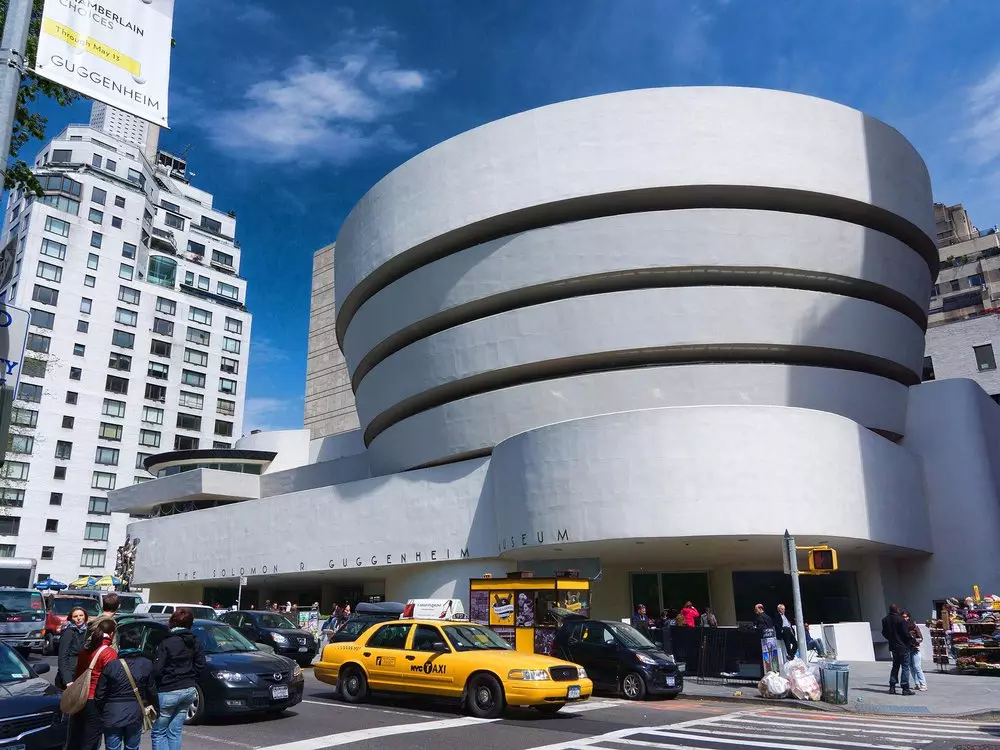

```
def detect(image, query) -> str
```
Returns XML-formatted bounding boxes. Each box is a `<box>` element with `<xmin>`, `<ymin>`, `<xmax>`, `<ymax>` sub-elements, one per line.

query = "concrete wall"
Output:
<box><xmin>925</xmin><ymin>315</ymin><xmax>1000</xmax><ymax>396</ymax></box>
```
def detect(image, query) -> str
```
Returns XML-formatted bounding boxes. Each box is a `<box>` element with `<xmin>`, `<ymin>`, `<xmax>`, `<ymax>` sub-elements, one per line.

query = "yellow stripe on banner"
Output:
<box><xmin>42</xmin><ymin>18</ymin><xmax>141</xmax><ymax>77</ymax></box>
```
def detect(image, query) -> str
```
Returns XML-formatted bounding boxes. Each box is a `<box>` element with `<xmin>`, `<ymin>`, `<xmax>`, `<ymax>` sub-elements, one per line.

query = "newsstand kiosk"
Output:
<box><xmin>470</xmin><ymin>571</ymin><xmax>591</xmax><ymax>655</ymax></box>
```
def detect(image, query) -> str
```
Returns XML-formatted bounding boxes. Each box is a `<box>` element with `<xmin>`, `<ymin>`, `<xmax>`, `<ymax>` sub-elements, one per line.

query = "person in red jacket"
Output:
<box><xmin>679</xmin><ymin>601</ymin><xmax>699</xmax><ymax>628</ymax></box>
<box><xmin>69</xmin><ymin>619</ymin><xmax>117</xmax><ymax>750</ymax></box>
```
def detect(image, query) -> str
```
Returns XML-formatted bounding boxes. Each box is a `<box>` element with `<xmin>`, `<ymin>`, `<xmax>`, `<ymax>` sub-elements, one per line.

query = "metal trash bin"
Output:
<box><xmin>820</xmin><ymin>661</ymin><xmax>850</xmax><ymax>705</ymax></box>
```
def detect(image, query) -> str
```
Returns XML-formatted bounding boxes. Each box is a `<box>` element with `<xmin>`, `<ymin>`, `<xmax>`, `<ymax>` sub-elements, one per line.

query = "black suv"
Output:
<box><xmin>219</xmin><ymin>611</ymin><xmax>316</xmax><ymax>667</ymax></box>
<box><xmin>331</xmin><ymin>602</ymin><xmax>405</xmax><ymax>643</ymax></box>
<box><xmin>552</xmin><ymin>619</ymin><xmax>682</xmax><ymax>700</ymax></box>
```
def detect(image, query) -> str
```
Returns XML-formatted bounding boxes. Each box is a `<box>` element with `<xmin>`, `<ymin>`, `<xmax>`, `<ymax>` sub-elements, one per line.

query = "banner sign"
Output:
<box><xmin>0</xmin><ymin>305</ymin><xmax>30</xmax><ymax>395</ymax></box>
<box><xmin>35</xmin><ymin>0</ymin><xmax>175</xmax><ymax>126</ymax></box>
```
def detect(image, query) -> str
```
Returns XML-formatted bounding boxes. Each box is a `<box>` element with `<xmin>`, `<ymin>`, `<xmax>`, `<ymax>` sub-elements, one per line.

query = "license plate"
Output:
<box><xmin>3</xmin><ymin>744</ymin><xmax>25</xmax><ymax>750</ymax></box>
<box><xmin>271</xmin><ymin>685</ymin><xmax>289</xmax><ymax>700</ymax></box>
<box><xmin>298</xmin><ymin>646</ymin><xmax>308</xmax><ymax>652</ymax></box>
<box><xmin>665</xmin><ymin>676</ymin><xmax>675</xmax><ymax>687</ymax></box>
<box><xmin>567</xmin><ymin>685</ymin><xmax>581</xmax><ymax>700</ymax></box>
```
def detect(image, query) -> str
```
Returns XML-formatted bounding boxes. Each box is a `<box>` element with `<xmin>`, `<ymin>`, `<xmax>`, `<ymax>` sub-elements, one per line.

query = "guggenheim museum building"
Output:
<box><xmin>112</xmin><ymin>87</ymin><xmax>993</xmax><ymax>632</ymax></box>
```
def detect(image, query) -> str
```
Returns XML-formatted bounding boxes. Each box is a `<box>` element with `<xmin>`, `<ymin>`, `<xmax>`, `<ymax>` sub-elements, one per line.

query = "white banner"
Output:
<box><xmin>0</xmin><ymin>304</ymin><xmax>31</xmax><ymax>395</ymax></box>
<box><xmin>35</xmin><ymin>0</ymin><xmax>174</xmax><ymax>127</ymax></box>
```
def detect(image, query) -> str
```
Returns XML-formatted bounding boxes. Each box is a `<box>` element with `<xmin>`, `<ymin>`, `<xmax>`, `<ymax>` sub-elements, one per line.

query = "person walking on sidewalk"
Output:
<box><xmin>881</xmin><ymin>603</ymin><xmax>914</xmax><ymax>695</ymax></box>
<box><xmin>903</xmin><ymin>610</ymin><xmax>927</xmax><ymax>691</ymax></box>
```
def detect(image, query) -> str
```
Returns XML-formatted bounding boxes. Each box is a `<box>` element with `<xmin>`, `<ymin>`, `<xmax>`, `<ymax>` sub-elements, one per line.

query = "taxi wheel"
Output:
<box><xmin>467</xmin><ymin>673</ymin><xmax>505</xmax><ymax>719</ymax></box>
<box><xmin>339</xmin><ymin>666</ymin><xmax>369</xmax><ymax>704</ymax></box>
<box><xmin>621</xmin><ymin>672</ymin><xmax>647</xmax><ymax>700</ymax></box>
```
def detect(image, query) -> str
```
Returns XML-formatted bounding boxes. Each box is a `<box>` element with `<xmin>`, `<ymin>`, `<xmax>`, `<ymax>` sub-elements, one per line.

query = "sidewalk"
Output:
<box><xmin>682</xmin><ymin>661</ymin><xmax>1000</xmax><ymax>718</ymax></box>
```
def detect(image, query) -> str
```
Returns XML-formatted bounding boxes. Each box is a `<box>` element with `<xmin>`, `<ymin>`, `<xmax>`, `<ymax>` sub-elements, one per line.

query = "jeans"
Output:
<box><xmin>151</xmin><ymin>687</ymin><xmax>198</xmax><ymax>750</ymax></box>
<box><xmin>105</xmin><ymin>723</ymin><xmax>142</xmax><ymax>750</ymax></box>
<box><xmin>910</xmin><ymin>648</ymin><xmax>926</xmax><ymax>688</ymax></box>
<box><xmin>806</xmin><ymin>637</ymin><xmax>826</xmax><ymax>657</ymax></box>
<box><xmin>889</xmin><ymin>647</ymin><xmax>912</xmax><ymax>688</ymax></box>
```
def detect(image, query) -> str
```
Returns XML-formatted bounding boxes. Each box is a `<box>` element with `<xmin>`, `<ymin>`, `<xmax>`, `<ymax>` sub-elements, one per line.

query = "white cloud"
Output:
<box><xmin>962</xmin><ymin>62</ymin><xmax>1000</xmax><ymax>166</ymax></box>
<box><xmin>203</xmin><ymin>35</ymin><xmax>430</xmax><ymax>165</ymax></box>
<box><xmin>237</xmin><ymin>4</ymin><xmax>277</xmax><ymax>25</ymax></box>
<box><xmin>250</xmin><ymin>337</ymin><xmax>290</xmax><ymax>366</ymax></box>
<box><xmin>243</xmin><ymin>396</ymin><xmax>302</xmax><ymax>434</ymax></box>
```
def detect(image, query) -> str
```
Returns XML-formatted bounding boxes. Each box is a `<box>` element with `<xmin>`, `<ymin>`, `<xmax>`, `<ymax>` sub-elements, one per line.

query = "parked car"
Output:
<box><xmin>117</xmin><ymin>618</ymin><xmax>304</xmax><ymax>723</ymax></box>
<box><xmin>551</xmin><ymin>619</ymin><xmax>683</xmax><ymax>700</ymax></box>
<box><xmin>134</xmin><ymin>603</ymin><xmax>218</xmax><ymax>620</ymax></box>
<box><xmin>0</xmin><ymin>641</ymin><xmax>65</xmax><ymax>748</ymax></box>
<box><xmin>218</xmin><ymin>611</ymin><xmax>316</xmax><ymax>667</ymax></box>
<box><xmin>332</xmin><ymin>602</ymin><xmax>405</xmax><ymax>643</ymax></box>
<box><xmin>0</xmin><ymin>589</ymin><xmax>46</xmax><ymax>657</ymax></box>
<box><xmin>42</xmin><ymin>595</ymin><xmax>101</xmax><ymax>655</ymax></box>
<box><xmin>69</xmin><ymin>590</ymin><xmax>144</xmax><ymax>614</ymax></box>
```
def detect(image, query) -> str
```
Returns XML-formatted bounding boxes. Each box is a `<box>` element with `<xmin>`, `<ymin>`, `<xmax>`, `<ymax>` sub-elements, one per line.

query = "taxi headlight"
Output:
<box><xmin>577</xmin><ymin>666</ymin><xmax>587</xmax><ymax>679</ymax></box>
<box><xmin>508</xmin><ymin>669</ymin><xmax>550</xmax><ymax>681</ymax></box>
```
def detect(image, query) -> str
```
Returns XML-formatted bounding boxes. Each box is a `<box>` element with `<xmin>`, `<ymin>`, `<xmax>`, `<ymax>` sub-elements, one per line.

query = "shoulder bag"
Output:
<box><xmin>59</xmin><ymin>645</ymin><xmax>107</xmax><ymax>715</ymax></box>
<box><xmin>120</xmin><ymin>659</ymin><xmax>157</xmax><ymax>732</ymax></box>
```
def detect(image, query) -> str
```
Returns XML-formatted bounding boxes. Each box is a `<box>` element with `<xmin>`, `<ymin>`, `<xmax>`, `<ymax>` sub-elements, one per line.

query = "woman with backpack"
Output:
<box><xmin>68</xmin><ymin>618</ymin><xmax>117</xmax><ymax>750</ymax></box>
<box><xmin>95</xmin><ymin>648</ymin><xmax>154</xmax><ymax>750</ymax></box>
<box><xmin>151</xmin><ymin>608</ymin><xmax>205</xmax><ymax>750</ymax></box>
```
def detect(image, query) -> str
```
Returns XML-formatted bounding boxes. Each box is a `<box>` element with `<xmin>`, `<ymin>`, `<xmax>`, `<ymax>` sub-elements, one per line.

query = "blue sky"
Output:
<box><xmin>23</xmin><ymin>0</ymin><xmax>1000</xmax><ymax>431</ymax></box>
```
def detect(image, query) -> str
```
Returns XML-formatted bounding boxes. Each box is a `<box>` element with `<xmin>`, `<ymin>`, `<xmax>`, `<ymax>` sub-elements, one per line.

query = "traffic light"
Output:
<box><xmin>808</xmin><ymin>548</ymin><xmax>838</xmax><ymax>573</ymax></box>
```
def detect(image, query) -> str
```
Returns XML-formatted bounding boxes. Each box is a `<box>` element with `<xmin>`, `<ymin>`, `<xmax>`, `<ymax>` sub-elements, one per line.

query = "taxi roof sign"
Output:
<box><xmin>402</xmin><ymin>598</ymin><xmax>467</xmax><ymax>621</ymax></box>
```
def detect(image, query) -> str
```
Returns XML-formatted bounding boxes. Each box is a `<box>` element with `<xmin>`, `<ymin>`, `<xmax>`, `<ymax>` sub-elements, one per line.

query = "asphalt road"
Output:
<box><xmin>26</xmin><ymin>653</ymin><xmax>1000</xmax><ymax>750</ymax></box>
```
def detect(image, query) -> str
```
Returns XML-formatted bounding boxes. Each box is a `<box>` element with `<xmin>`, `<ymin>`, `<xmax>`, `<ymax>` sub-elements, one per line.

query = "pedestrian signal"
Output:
<box><xmin>808</xmin><ymin>548</ymin><xmax>838</xmax><ymax>573</ymax></box>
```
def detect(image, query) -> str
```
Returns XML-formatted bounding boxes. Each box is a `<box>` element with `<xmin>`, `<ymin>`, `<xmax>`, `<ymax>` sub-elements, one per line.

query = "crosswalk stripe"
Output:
<box><xmin>720</xmin><ymin>716</ymin><xmax>988</xmax><ymax>738</ymax></box>
<box><xmin>253</xmin><ymin>716</ymin><xmax>499</xmax><ymax>750</ymax></box>
<box><xmin>701</xmin><ymin>724</ymin><xmax>933</xmax><ymax>746</ymax></box>
<box><xmin>758</xmin><ymin>709</ymin><xmax>1000</xmax><ymax>728</ymax></box>
<box><xmin>663</xmin><ymin>726</ymin><xmax>924</xmax><ymax>749</ymax></box>
<box><xmin>643</xmin><ymin>729</ymin><xmax>907</xmax><ymax>750</ymax></box>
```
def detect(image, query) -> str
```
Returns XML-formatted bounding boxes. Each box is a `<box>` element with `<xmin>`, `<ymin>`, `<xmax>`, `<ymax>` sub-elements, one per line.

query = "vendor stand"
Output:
<box><xmin>931</xmin><ymin>587</ymin><xmax>1000</xmax><ymax>675</ymax></box>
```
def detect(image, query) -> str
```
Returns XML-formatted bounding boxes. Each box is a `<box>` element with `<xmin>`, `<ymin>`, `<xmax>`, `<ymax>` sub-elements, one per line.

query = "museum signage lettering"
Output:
<box><xmin>498</xmin><ymin>528</ymin><xmax>569</xmax><ymax>553</ymax></box>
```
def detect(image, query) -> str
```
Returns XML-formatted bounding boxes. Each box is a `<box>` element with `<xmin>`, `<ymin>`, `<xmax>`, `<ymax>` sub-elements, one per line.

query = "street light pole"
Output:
<box><xmin>0</xmin><ymin>0</ymin><xmax>33</xmax><ymax>181</ymax></box>
<box><xmin>785</xmin><ymin>530</ymin><xmax>809</xmax><ymax>660</ymax></box>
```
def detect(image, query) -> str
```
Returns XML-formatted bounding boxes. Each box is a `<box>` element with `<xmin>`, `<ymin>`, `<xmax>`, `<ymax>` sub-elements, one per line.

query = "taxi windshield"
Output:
<box><xmin>442</xmin><ymin>624</ymin><xmax>512</xmax><ymax>651</ymax></box>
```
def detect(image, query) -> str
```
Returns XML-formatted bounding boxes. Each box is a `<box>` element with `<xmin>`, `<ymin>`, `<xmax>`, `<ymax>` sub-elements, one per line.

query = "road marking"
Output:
<box><xmin>759</xmin><ymin>709</ymin><xmax>1000</xmax><ymax>728</ymax></box>
<box><xmin>723</xmin><ymin>715</ymin><xmax>988</xmax><ymax>738</ymax></box>
<box><xmin>184</xmin><ymin>731</ymin><xmax>253</xmax><ymax>747</ymax></box>
<box><xmin>520</xmin><ymin>710</ymin><xmax>743</xmax><ymax>750</ymax></box>
<box><xmin>663</xmin><ymin>726</ymin><xmax>925</xmax><ymax>749</ymax></box>
<box><xmin>301</xmin><ymin>699</ymin><xmax>436</xmax><ymax>719</ymax></box>
<box><xmin>253</xmin><ymin>716</ymin><xmax>499</xmax><ymax>750</ymax></box>
<box><xmin>648</xmin><ymin>729</ymin><xmax>912</xmax><ymax>750</ymax></box>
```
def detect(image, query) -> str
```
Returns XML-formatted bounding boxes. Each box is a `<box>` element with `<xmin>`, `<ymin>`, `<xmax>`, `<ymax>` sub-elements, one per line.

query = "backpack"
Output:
<box><xmin>59</xmin><ymin>645</ymin><xmax>108</xmax><ymax>715</ymax></box>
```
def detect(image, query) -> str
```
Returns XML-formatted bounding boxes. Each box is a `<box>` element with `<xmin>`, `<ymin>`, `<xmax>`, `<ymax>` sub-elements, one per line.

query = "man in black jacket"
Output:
<box><xmin>881</xmin><ymin>603</ymin><xmax>914</xmax><ymax>695</ymax></box>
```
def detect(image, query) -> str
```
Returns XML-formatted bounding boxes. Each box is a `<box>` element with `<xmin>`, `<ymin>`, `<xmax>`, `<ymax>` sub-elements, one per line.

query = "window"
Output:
<box><xmin>26</xmin><ymin>333</ymin><xmax>50</xmax><ymax>353</ymax></box>
<box><xmin>119</xmin><ymin>263</ymin><xmax>133</xmax><ymax>280</ymax></box>
<box><xmin>182</xmin><ymin>370</ymin><xmax>206</xmax><ymax>388</ymax></box>
<box><xmin>89</xmin><ymin>496</ymin><xmax>109</xmax><ymax>514</ymax></box>
<box><xmin>156</xmin><ymin>297</ymin><xmax>176</xmax><ymax>315</ymax></box>
<box><xmin>65</xmin><ymin>391</ymin><xmax>78</xmax><ymax>405</ymax></box>
<box><xmin>217</xmin><ymin>282</ymin><xmax>239</xmax><ymax>300</ymax></box>
<box><xmin>41</xmin><ymin>547</ymin><xmax>54</xmax><ymax>561</ymax></box>
<box><xmin>81</xmin><ymin>549</ymin><xmax>106</xmax><ymax>568</ymax></box>
<box><xmin>32</xmin><ymin>284</ymin><xmax>59</xmax><ymax>306</ymax></box>
<box><xmin>111</xmin><ymin>330</ymin><xmax>134</xmax><ymax>349</ymax></box>
<box><xmin>189</xmin><ymin>307</ymin><xmax>212</xmax><ymax>325</ymax></box>
<box><xmin>95</xmin><ymin>447</ymin><xmax>119</xmax><ymax>466</ymax></box>
<box><xmin>45</xmin><ymin>519</ymin><xmax>58</xmax><ymax>532</ymax></box>
<box><xmin>40</xmin><ymin>238</ymin><xmax>66</xmax><ymax>260</ymax></box>
<box><xmin>99</xmin><ymin>422</ymin><xmax>123</xmax><ymax>442</ymax></box>
<box><xmin>84</xmin><ymin>275</ymin><xmax>96</xmax><ymax>287</ymax></box>
<box><xmin>102</xmin><ymin>399</ymin><xmax>126</xmax><ymax>418</ymax></box>
<box><xmin>91</xmin><ymin>186</ymin><xmax>106</xmax><ymax>205</ymax></box>
<box><xmin>220</xmin><ymin>357</ymin><xmax>239</xmax><ymax>374</ymax></box>
<box><xmin>150</xmin><ymin>339</ymin><xmax>172</xmax><ymax>357</ymax></box>
<box><xmin>212</xmin><ymin>250</ymin><xmax>234</xmax><ymax>267</ymax></box>
<box><xmin>0</xmin><ymin>490</ymin><xmax>24</xmax><ymax>508</ymax></box>
<box><xmin>161</xmin><ymin>200</ymin><xmax>181</xmax><ymax>213</ymax></box>
<box><xmin>184</xmin><ymin>348</ymin><xmax>208</xmax><ymax>367</ymax></box>
<box><xmin>152</xmin><ymin>318</ymin><xmax>174</xmax><ymax>336</ymax></box>
<box><xmin>54</xmin><ymin>440</ymin><xmax>72</xmax><ymax>459</ymax></box>
<box><xmin>80</xmin><ymin>297</ymin><xmax>92</xmax><ymax>314</ymax></box>
<box><xmin>106</xmin><ymin>158</ymin><xmax>116</xmax><ymax>170</ymax></box>
<box><xmin>8</xmin><ymin>435</ymin><xmax>33</xmax><ymax>454</ymax></box>
<box><xmin>198</xmin><ymin>276</ymin><xmax>210</xmax><ymax>291</ymax></box>
<box><xmin>135</xmin><ymin>453</ymin><xmax>151</xmax><ymax>471</ymax></box>
<box><xmin>147</xmin><ymin>361</ymin><xmax>169</xmax><ymax>380</ymax></box>
<box><xmin>105</xmin><ymin>375</ymin><xmax>129</xmax><ymax>394</ymax></box>
<box><xmin>37</xmin><ymin>261</ymin><xmax>62</xmax><ymax>282</ymax></box>
<box><xmin>118</xmin><ymin>286</ymin><xmax>140</xmax><ymax>305</ymax></box>
<box><xmin>21</xmin><ymin>358</ymin><xmax>46</xmax><ymax>378</ymax></box>
<box><xmin>108</xmin><ymin>352</ymin><xmax>132</xmax><ymax>371</ymax></box>
<box><xmin>11</xmin><ymin>408</ymin><xmax>37</xmax><ymax>427</ymax></box>
<box><xmin>222</xmin><ymin>337</ymin><xmax>241</xmax><ymax>354</ymax></box>
<box><xmin>148</xmin><ymin>256</ymin><xmax>177</xmax><ymax>288</ymax></box>
<box><xmin>122</xmin><ymin>241</ymin><xmax>136</xmax><ymax>259</ymax></box>
<box><xmin>62</xmin><ymin>415</ymin><xmax>74</xmax><ymax>429</ymax></box>
<box><xmin>142</xmin><ymin>406</ymin><xmax>163</xmax><ymax>425</ymax></box>
<box><xmin>30</xmin><ymin>308</ymin><xmax>55</xmax><ymax>329</ymax></box>
<box><xmin>90</xmin><ymin>231</ymin><xmax>102</xmax><ymax>249</ymax></box>
<box><xmin>0</xmin><ymin>516</ymin><xmax>21</xmax><ymax>536</ymax></box>
<box><xmin>86</xmin><ymin>253</ymin><xmax>99</xmax><ymax>270</ymax></box>
<box><xmin>69</xmin><ymin>367</ymin><xmax>82</xmax><ymax>381</ymax></box>
<box><xmin>92</xmin><ymin>471</ymin><xmax>116</xmax><ymax>490</ymax></box>
<box><xmin>1</xmin><ymin>462</ymin><xmax>28</xmax><ymax>481</ymax></box>
<box><xmin>38</xmin><ymin>194</ymin><xmax>79</xmax><ymax>215</ymax></box>
<box><xmin>366</xmin><ymin>624</ymin><xmax>411</xmax><ymax>649</ymax></box>
<box><xmin>111</xmin><ymin>216</ymin><xmax>123</xmax><ymax>229</ymax></box>
<box><xmin>38</xmin><ymin>173</ymin><xmax>82</xmax><ymax>195</ymax></box>
<box><xmin>77</xmin><ymin>320</ymin><xmax>89</xmax><ymax>333</ymax></box>
<box><xmin>138</xmin><ymin>429</ymin><xmax>160</xmax><ymax>448</ymax></box>
<box><xmin>17</xmin><ymin>383</ymin><xmax>41</xmax><ymax>403</ymax></box>
<box><xmin>49</xmin><ymin>493</ymin><xmax>62</xmax><ymax>506</ymax></box>
<box><xmin>950</xmin><ymin>279</ymin><xmax>961</xmax><ymax>292</ymax></box>
<box><xmin>975</xmin><ymin>344</ymin><xmax>997</xmax><ymax>372</ymax></box>
<box><xmin>114</xmin><ymin>195</ymin><xmax>125</xmax><ymax>208</ymax></box>
<box><xmin>144</xmin><ymin>383</ymin><xmax>167</xmax><ymax>402</ymax></box>
<box><xmin>115</xmin><ymin>307</ymin><xmax>137</xmax><ymax>327</ymax></box>
<box><xmin>180</xmin><ymin>391</ymin><xmax>204</xmax><ymax>410</ymax></box>
<box><xmin>44</xmin><ymin>215</ymin><xmax>70</xmax><ymax>237</ymax></box>
<box><xmin>184</xmin><ymin>271</ymin><xmax>194</xmax><ymax>286</ymax></box>
<box><xmin>127</xmin><ymin>168</ymin><xmax>143</xmax><ymax>185</ymax></box>
<box><xmin>188</xmin><ymin>240</ymin><xmax>206</xmax><ymax>257</ymax></box>
<box><xmin>176</xmin><ymin>412</ymin><xmax>202</xmax><ymax>430</ymax></box>
<box><xmin>186</xmin><ymin>327</ymin><xmax>210</xmax><ymax>346</ymax></box>
<box><xmin>200</xmin><ymin>216</ymin><xmax>223</xmax><ymax>234</ymax></box>
<box><xmin>73</xmin><ymin>343</ymin><xmax>85</xmax><ymax>357</ymax></box>
<box><xmin>225</xmin><ymin>317</ymin><xmax>243</xmax><ymax>334</ymax></box>
<box><xmin>52</xmin><ymin>149</ymin><xmax>72</xmax><ymax>163</ymax></box>
<box><xmin>91</xmin><ymin>153</ymin><xmax>102</xmax><ymax>168</ymax></box>
<box><xmin>922</xmin><ymin>356</ymin><xmax>935</xmax><ymax>382</ymax></box>
<box><xmin>88</xmin><ymin>208</ymin><xmax>103</xmax><ymax>224</ymax></box>
<box><xmin>85</xmin><ymin>523</ymin><xmax>110</xmax><ymax>541</ymax></box>
<box><xmin>214</xmin><ymin>420</ymin><xmax>234</xmax><ymax>437</ymax></box>
<box><xmin>164</xmin><ymin>212</ymin><xmax>185</xmax><ymax>230</ymax></box>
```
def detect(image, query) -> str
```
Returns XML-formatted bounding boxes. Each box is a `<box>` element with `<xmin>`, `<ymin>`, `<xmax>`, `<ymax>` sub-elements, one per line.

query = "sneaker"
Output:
<box><xmin>902</xmin><ymin>688</ymin><xmax>915</xmax><ymax>696</ymax></box>
<box><xmin>917</xmin><ymin>685</ymin><xmax>928</xmax><ymax>691</ymax></box>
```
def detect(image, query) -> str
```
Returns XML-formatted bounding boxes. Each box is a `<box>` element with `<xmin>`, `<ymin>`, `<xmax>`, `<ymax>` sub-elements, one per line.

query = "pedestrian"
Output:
<box><xmin>88</xmin><ymin>593</ymin><xmax>121</xmax><ymax>648</ymax></box>
<box><xmin>679</xmin><ymin>601</ymin><xmax>699</xmax><ymax>627</ymax></box>
<box><xmin>630</xmin><ymin>604</ymin><xmax>650</xmax><ymax>635</ymax></box>
<box><xmin>755</xmin><ymin>603</ymin><xmax>780</xmax><ymax>674</ymax></box>
<box><xmin>57</xmin><ymin>605</ymin><xmax>89</xmax><ymax>690</ymax></box>
<box><xmin>881</xmin><ymin>603</ymin><xmax>914</xmax><ymax>695</ymax></box>
<box><xmin>69</xmin><ymin>619</ymin><xmax>118</xmax><ymax>750</ymax></box>
<box><xmin>700</xmin><ymin>607</ymin><xmax>718</xmax><ymax>628</ymax></box>
<box><xmin>803</xmin><ymin>622</ymin><xmax>826</xmax><ymax>657</ymax></box>
<box><xmin>774</xmin><ymin>603</ymin><xmax>796</xmax><ymax>659</ymax></box>
<box><xmin>903</xmin><ymin>610</ymin><xmax>927</xmax><ymax>691</ymax></box>
<box><xmin>95</xmin><ymin>648</ymin><xmax>154</xmax><ymax>750</ymax></box>
<box><xmin>151</xmin><ymin>608</ymin><xmax>206</xmax><ymax>750</ymax></box>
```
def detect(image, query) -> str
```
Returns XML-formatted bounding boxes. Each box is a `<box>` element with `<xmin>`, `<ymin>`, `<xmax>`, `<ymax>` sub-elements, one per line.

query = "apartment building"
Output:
<box><xmin>0</xmin><ymin>105</ymin><xmax>252</xmax><ymax>584</ymax></box>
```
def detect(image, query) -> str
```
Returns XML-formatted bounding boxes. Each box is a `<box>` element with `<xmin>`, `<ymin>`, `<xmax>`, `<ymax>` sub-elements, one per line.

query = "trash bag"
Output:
<box><xmin>757</xmin><ymin>671</ymin><xmax>791</xmax><ymax>699</ymax></box>
<box><xmin>781</xmin><ymin>657</ymin><xmax>821</xmax><ymax>701</ymax></box>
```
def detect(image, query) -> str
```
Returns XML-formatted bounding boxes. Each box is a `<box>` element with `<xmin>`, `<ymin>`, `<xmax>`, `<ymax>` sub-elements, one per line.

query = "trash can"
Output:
<box><xmin>820</xmin><ymin>661</ymin><xmax>850</xmax><ymax>705</ymax></box>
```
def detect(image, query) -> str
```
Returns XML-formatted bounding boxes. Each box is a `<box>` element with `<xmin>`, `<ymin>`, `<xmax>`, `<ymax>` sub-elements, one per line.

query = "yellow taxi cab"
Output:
<box><xmin>314</xmin><ymin>617</ymin><xmax>593</xmax><ymax>717</ymax></box>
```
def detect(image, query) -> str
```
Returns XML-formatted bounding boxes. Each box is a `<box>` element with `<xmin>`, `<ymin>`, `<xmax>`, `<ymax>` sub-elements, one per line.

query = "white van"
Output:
<box><xmin>134</xmin><ymin>602</ymin><xmax>218</xmax><ymax>620</ymax></box>
<box><xmin>402</xmin><ymin>599</ymin><xmax>466</xmax><ymax>620</ymax></box>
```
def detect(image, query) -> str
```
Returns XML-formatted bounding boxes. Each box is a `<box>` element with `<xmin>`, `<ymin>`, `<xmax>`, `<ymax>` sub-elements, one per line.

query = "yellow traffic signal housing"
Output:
<box><xmin>808</xmin><ymin>548</ymin><xmax>838</xmax><ymax>573</ymax></box>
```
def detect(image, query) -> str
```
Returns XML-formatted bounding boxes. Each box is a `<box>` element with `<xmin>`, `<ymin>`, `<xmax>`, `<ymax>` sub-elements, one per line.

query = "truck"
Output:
<box><xmin>0</xmin><ymin>558</ymin><xmax>36</xmax><ymax>589</ymax></box>
<box><xmin>0</xmin><ymin>559</ymin><xmax>44</xmax><ymax>655</ymax></box>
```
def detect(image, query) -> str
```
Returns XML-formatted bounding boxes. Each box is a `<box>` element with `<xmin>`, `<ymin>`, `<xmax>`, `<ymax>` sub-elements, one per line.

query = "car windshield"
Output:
<box><xmin>51</xmin><ymin>597</ymin><xmax>101</xmax><ymax>616</ymax></box>
<box><xmin>443</xmin><ymin>624</ymin><xmax>513</xmax><ymax>651</ymax></box>
<box><xmin>0</xmin><ymin>644</ymin><xmax>33</xmax><ymax>681</ymax></box>
<box><xmin>0</xmin><ymin>591</ymin><xmax>43</xmax><ymax>615</ymax></box>
<box><xmin>194</xmin><ymin>622</ymin><xmax>257</xmax><ymax>654</ymax></box>
<box><xmin>116</xmin><ymin>595</ymin><xmax>141</xmax><ymax>614</ymax></box>
<box><xmin>256</xmin><ymin>613</ymin><xmax>296</xmax><ymax>629</ymax></box>
<box><xmin>186</xmin><ymin>606</ymin><xmax>217</xmax><ymax>620</ymax></box>
<box><xmin>607</xmin><ymin>621</ymin><xmax>658</xmax><ymax>650</ymax></box>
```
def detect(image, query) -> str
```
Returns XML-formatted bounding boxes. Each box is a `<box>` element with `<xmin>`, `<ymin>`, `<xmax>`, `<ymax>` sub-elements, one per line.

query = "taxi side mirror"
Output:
<box><xmin>432</xmin><ymin>641</ymin><xmax>450</xmax><ymax>653</ymax></box>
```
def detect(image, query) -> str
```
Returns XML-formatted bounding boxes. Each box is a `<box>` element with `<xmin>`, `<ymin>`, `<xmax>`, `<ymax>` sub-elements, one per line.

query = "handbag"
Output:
<box><xmin>120</xmin><ymin>659</ymin><xmax>157</xmax><ymax>732</ymax></box>
<box><xmin>59</xmin><ymin>645</ymin><xmax>107</xmax><ymax>715</ymax></box>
